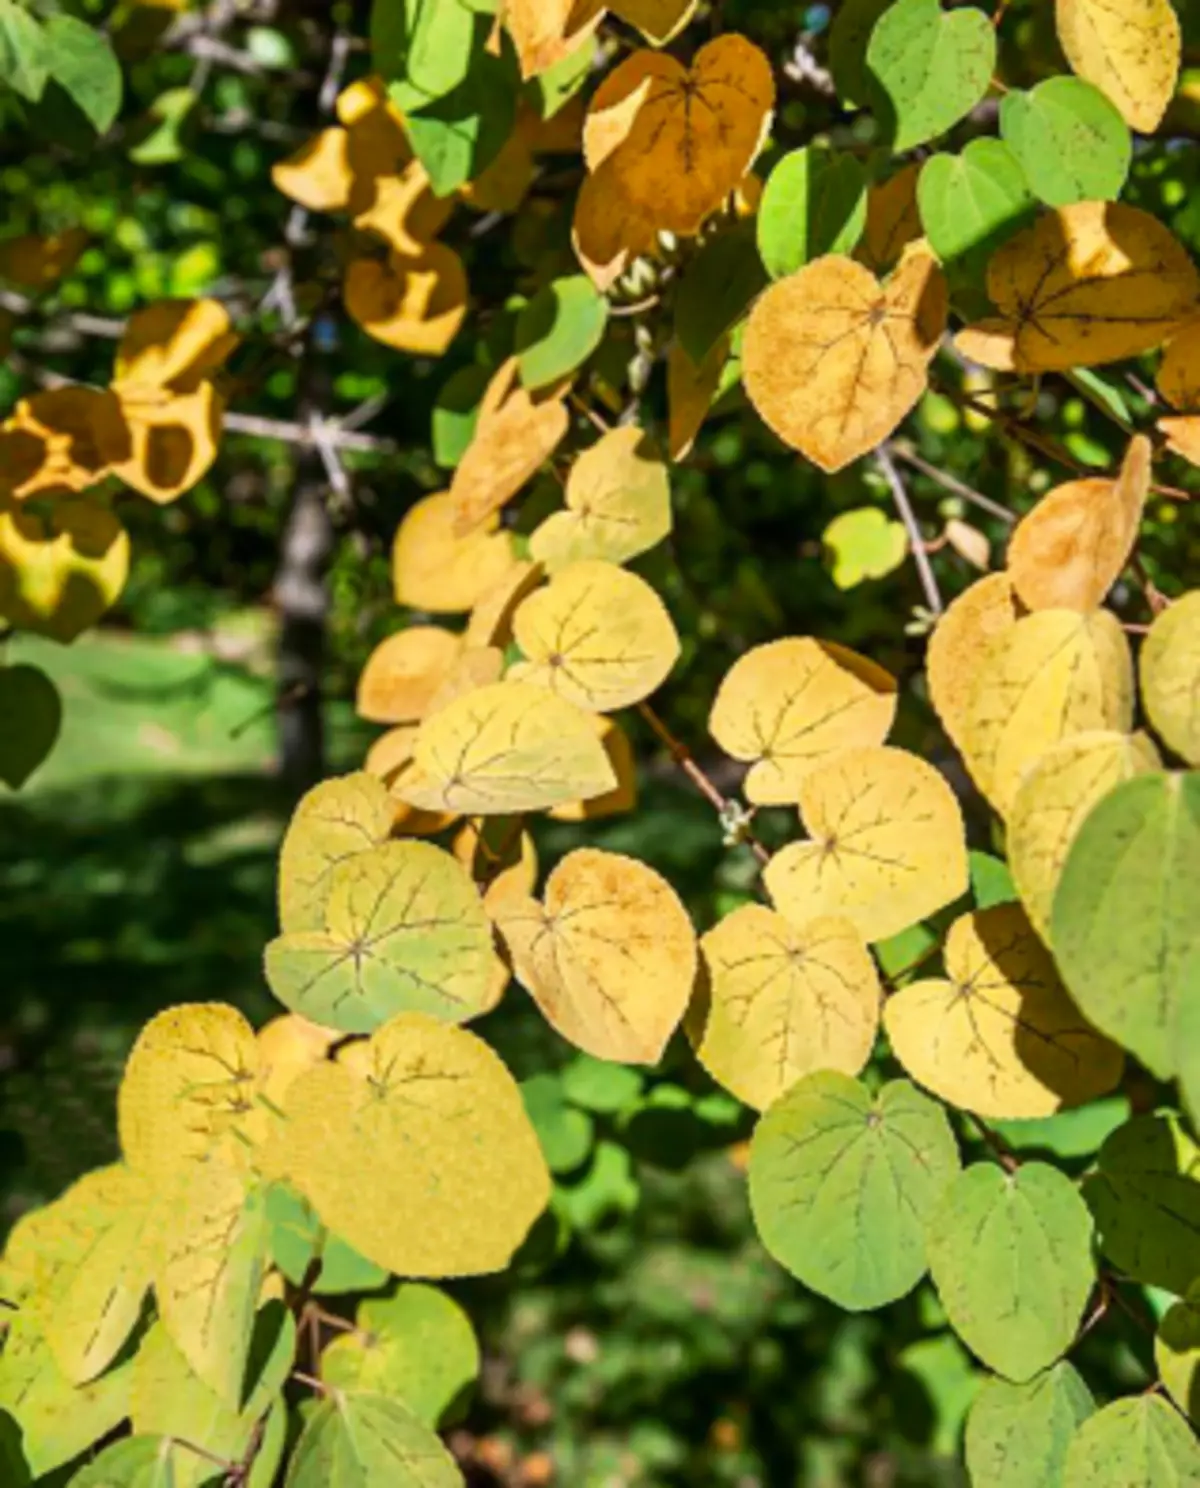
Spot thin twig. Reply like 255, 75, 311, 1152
875, 445, 944, 615
889, 442, 1017, 525
291, 1370, 329, 1394
223, 411, 396, 453
965, 1112, 1019, 1173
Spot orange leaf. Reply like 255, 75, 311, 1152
344, 245, 468, 356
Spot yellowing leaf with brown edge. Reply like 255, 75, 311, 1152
345, 245, 468, 356
449, 358, 571, 535
282, 1011, 550, 1276
708, 637, 898, 805
926, 572, 1024, 751
392, 490, 517, 614
1008, 730, 1160, 939
352, 159, 452, 257
0, 387, 129, 499
356, 626, 462, 725
464, 559, 544, 648
0, 496, 130, 643
509, 559, 680, 712
395, 679, 617, 814
1157, 321, 1200, 410
743, 246, 948, 473
114, 298, 237, 395
668, 334, 729, 462
117, 1003, 261, 1183
1007, 433, 1151, 612
1057, 0, 1180, 133
278, 771, 395, 934
503, 0, 603, 80
111, 381, 223, 504
529, 426, 672, 572
693, 904, 880, 1111
960, 607, 1135, 816
1141, 590, 1200, 765
763, 747, 969, 943
494, 847, 697, 1063
549, 715, 637, 821
883, 903, 1125, 1119
856, 163, 923, 274
586, 37, 775, 239
955, 203, 1199, 373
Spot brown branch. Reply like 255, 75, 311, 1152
965, 1111, 1019, 1173
889, 441, 1017, 525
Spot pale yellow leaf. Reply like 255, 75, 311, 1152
277, 771, 395, 934
392, 490, 517, 614
1057, 0, 1180, 132
926, 572, 1024, 750
1140, 590, 1200, 765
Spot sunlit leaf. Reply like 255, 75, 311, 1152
356, 625, 462, 725
926, 572, 1023, 751
287, 1389, 463, 1488
0, 494, 130, 643
865, 0, 995, 152
502, 0, 603, 81
1056, 0, 1180, 132
857, 162, 922, 273
113, 297, 237, 394
516, 274, 609, 391
391, 490, 516, 614
965, 1363, 1095, 1488
917, 140, 1035, 296
1141, 591, 1200, 766
463, 559, 543, 649
424, 645, 504, 718
277, 771, 395, 934
352, 158, 453, 256
344, 244, 468, 355
1157, 322, 1200, 411
1063, 1395, 1200, 1486
822, 506, 907, 589
265, 1182, 388, 1296
1157, 1283, 1200, 1423
757, 146, 868, 279
999, 78, 1130, 207
0, 386, 128, 500
548, 714, 638, 821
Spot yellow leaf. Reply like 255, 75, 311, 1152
1056, 0, 1180, 132
352, 159, 452, 256
693, 905, 880, 1111
610, 0, 698, 45
278, 771, 395, 934
256, 1014, 339, 1110
1007, 433, 1151, 611
503, 0, 604, 80
344, 244, 468, 356
460, 113, 538, 215
548, 714, 638, 820
394, 679, 618, 814
508, 559, 681, 711
0, 387, 129, 500
117, 1003, 261, 1183
960, 607, 1135, 816
281, 1012, 551, 1275
272, 126, 355, 212
111, 381, 223, 504
1157, 320, 1200, 410
856, 163, 923, 274
708, 637, 898, 805
571, 169, 657, 291
883, 904, 1125, 1118
493, 847, 697, 1062
925, 572, 1024, 751
955, 203, 1199, 373
392, 490, 517, 614
529, 426, 671, 571
449, 358, 570, 535
366, 727, 458, 840
0, 495, 130, 643
114, 298, 237, 394
463, 558, 544, 648
356, 626, 463, 725
763, 746, 969, 942
1141, 590, 1200, 766
943, 517, 991, 572
1008, 730, 1160, 939
667, 334, 729, 462
1158, 413, 1200, 466
743, 246, 948, 472
0, 227, 88, 291
425, 645, 505, 718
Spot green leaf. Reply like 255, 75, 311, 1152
1051, 771, 1200, 1080
372, 0, 475, 110
67, 1435, 185, 1487
0, 664, 61, 789
320, 1286, 480, 1426
1083, 1113, 1200, 1296
926, 1163, 1094, 1382
127, 86, 197, 166
865, 0, 995, 151
990, 1095, 1130, 1161
1157, 1282, 1200, 1423
560, 1055, 644, 1114
285, 1390, 463, 1487
265, 1182, 390, 1296
822, 507, 907, 589
41, 15, 123, 133
829, 0, 893, 108
747, 1072, 961, 1311
675, 223, 769, 366
917, 139, 1035, 300
515, 275, 609, 391
432, 364, 491, 468
0, 0, 48, 102
965, 1363, 1095, 1488
1000, 78, 1130, 208
553, 1140, 640, 1230
521, 1073, 595, 1174
530, 36, 592, 118
756, 146, 868, 279
969, 848, 1017, 909
1063, 1394, 1200, 1487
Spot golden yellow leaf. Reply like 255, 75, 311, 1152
344, 244, 468, 356
1158, 413, 1200, 466
0, 495, 130, 643
0, 387, 129, 500
394, 679, 618, 814
281, 1012, 550, 1275
1008, 730, 1160, 939
667, 334, 729, 462
693, 905, 880, 1111
1006, 433, 1150, 611
529, 426, 671, 571
508, 559, 680, 710
114, 298, 237, 394
708, 637, 898, 805
256, 1014, 339, 1110
117, 1003, 261, 1182
392, 490, 517, 614
503, 0, 603, 80
453, 817, 538, 916
425, 645, 505, 717
1056, 0, 1180, 132
272, 126, 356, 212
943, 517, 991, 571
763, 746, 969, 943
356, 626, 462, 724
610, 0, 698, 45
925, 572, 1024, 751
955, 203, 1199, 373
960, 607, 1135, 816
883, 904, 1125, 1118
1141, 590, 1200, 765
0, 227, 88, 291
111, 381, 223, 504
743, 246, 948, 473
449, 358, 570, 534
857, 163, 923, 274
548, 714, 637, 820
1157, 321, 1200, 410
493, 847, 697, 1062
277, 771, 395, 934
352, 159, 453, 256
463, 559, 544, 648
364, 724, 420, 788
336, 74, 409, 138
571, 170, 657, 292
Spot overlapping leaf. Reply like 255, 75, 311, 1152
926, 573, 1024, 751
1063, 1395, 1200, 1486
344, 245, 468, 356
965, 1363, 1095, 1488
0, 495, 130, 643
1056, 0, 1180, 132
1141, 591, 1200, 765
277, 772, 395, 934
286, 1389, 463, 1488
